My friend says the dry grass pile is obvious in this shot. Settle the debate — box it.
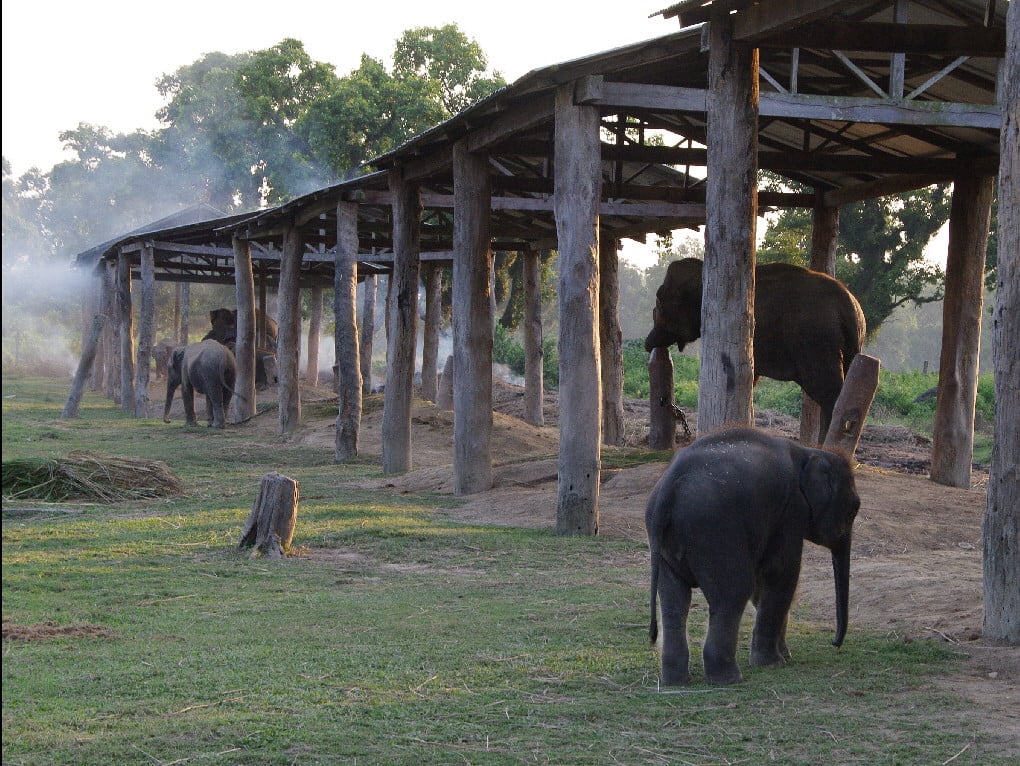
[1,450,183,502]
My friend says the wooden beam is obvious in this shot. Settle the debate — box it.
[755,22,1007,57]
[731,0,847,43]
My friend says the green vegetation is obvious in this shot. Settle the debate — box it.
[3,373,1006,765]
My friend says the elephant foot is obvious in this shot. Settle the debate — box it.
[659,665,691,686]
[750,647,788,668]
[703,655,743,685]
[185,420,199,427]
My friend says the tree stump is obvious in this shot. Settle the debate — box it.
[239,472,298,559]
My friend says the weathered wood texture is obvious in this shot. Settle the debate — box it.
[554,84,601,536]
[117,252,135,411]
[63,314,106,419]
[437,355,454,411]
[801,199,841,444]
[382,171,421,474]
[239,472,299,559]
[452,140,494,495]
[823,353,880,457]
[334,201,363,463]
[421,262,442,403]
[232,236,257,422]
[104,261,119,402]
[277,227,304,434]
[133,246,156,418]
[307,286,323,387]
[85,277,104,392]
[699,13,758,435]
[522,248,544,426]
[931,174,994,487]
[648,347,677,450]
[600,238,625,446]
[360,274,377,396]
[983,0,1020,645]
[178,281,190,346]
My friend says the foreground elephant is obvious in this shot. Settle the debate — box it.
[163,340,237,429]
[204,307,278,350]
[646,427,860,685]
[644,259,866,437]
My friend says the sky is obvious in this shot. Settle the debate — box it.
[1,1,675,177]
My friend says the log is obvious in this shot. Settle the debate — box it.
[823,354,880,457]
[63,314,106,418]
[648,347,677,450]
[239,472,299,559]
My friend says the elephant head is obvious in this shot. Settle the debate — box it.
[800,449,861,647]
[163,347,186,423]
[644,258,705,353]
[203,307,278,350]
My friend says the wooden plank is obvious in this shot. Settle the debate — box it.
[554,84,602,537]
[452,140,494,495]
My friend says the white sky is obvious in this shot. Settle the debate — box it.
[1,1,673,176]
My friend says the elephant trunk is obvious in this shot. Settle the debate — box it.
[830,535,852,647]
[163,383,178,423]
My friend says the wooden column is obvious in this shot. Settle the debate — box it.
[335,200,363,462]
[984,0,1019,645]
[277,227,304,434]
[382,170,421,474]
[103,260,119,402]
[360,274,377,395]
[133,245,155,417]
[117,251,135,412]
[600,237,625,445]
[307,286,323,387]
[699,12,758,434]
[554,83,601,536]
[522,247,544,426]
[63,314,106,419]
[930,175,994,488]
[802,197,841,444]
[86,275,104,392]
[233,236,257,422]
[452,139,494,495]
[178,282,190,346]
[257,265,268,349]
[648,347,677,450]
[421,261,442,403]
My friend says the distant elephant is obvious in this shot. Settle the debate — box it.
[152,338,176,380]
[644,259,866,438]
[646,427,860,685]
[203,307,278,351]
[163,340,237,429]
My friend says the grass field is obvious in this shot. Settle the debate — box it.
[2,375,1002,765]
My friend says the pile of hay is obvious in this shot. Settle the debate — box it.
[1,451,183,502]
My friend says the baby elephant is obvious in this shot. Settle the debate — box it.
[163,340,237,429]
[646,427,860,685]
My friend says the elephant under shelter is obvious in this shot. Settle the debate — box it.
[69,1,1015,608]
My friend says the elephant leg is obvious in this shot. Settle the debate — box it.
[182,384,198,426]
[701,587,749,684]
[204,395,214,427]
[656,563,692,686]
[750,582,798,667]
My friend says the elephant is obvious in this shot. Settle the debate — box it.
[151,338,176,380]
[203,307,278,351]
[644,259,866,439]
[645,427,860,685]
[163,340,238,429]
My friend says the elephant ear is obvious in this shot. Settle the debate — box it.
[171,347,185,369]
[659,258,704,305]
[800,453,841,541]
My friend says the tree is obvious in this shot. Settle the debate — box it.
[758,185,954,337]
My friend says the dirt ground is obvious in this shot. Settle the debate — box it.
[164,378,1019,741]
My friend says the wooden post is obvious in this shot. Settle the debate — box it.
[700,11,758,435]
[179,282,190,346]
[421,261,442,403]
[382,170,421,474]
[600,237,625,446]
[86,276,105,392]
[823,354,880,457]
[133,245,155,418]
[648,348,677,450]
[257,264,268,349]
[522,247,544,427]
[931,175,994,487]
[307,286,323,387]
[117,251,135,412]
[984,0,1020,645]
[452,139,494,495]
[437,354,454,411]
[277,227,304,434]
[232,236,257,422]
[335,201,363,463]
[802,196,840,444]
[104,260,120,402]
[62,314,106,419]
[239,472,298,559]
[554,83,601,537]
[360,274,377,395]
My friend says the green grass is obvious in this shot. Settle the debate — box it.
[2,374,1008,765]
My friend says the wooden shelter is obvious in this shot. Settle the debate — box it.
[78,1,1010,541]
